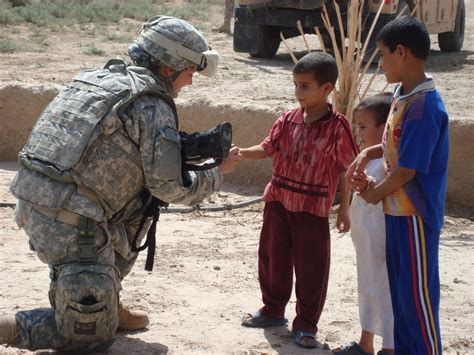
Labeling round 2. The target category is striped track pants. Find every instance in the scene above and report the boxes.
[385,215,442,355]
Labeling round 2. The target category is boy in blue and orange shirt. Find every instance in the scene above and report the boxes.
[349,16,449,354]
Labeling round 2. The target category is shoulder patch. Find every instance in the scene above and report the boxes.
[162,126,179,142]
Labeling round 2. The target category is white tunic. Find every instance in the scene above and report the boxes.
[349,158,394,348]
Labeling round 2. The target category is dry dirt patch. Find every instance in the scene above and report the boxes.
[0,163,473,354]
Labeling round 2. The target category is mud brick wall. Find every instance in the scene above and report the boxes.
[1,83,472,209]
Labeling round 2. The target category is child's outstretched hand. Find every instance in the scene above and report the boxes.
[219,146,241,174]
[336,208,350,233]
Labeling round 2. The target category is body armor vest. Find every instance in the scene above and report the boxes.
[17,59,177,219]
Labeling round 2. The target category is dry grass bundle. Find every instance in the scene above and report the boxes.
[320,0,386,121]
[281,0,418,122]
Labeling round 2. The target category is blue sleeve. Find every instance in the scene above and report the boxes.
[398,94,441,174]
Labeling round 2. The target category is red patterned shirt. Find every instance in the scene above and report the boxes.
[261,104,358,217]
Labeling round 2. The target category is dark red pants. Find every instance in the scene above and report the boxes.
[258,201,331,335]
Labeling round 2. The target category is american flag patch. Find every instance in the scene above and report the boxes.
[162,126,179,142]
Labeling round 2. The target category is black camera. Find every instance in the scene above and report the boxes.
[180,122,232,172]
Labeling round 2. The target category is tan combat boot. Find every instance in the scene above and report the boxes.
[117,304,149,331]
[0,316,18,345]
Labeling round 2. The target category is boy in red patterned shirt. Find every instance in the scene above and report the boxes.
[237,52,359,349]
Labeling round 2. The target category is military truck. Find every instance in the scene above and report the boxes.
[233,0,465,58]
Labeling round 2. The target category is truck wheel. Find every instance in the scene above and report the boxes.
[250,25,281,58]
[438,0,465,52]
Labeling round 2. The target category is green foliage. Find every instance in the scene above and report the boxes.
[50,23,64,32]
[0,0,212,27]
[10,3,57,26]
[0,1,23,25]
[0,37,17,52]
[164,1,211,21]
[9,0,29,7]
[106,33,133,43]
[120,1,158,21]
[84,45,104,55]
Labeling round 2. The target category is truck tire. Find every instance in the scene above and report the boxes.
[250,25,281,58]
[438,0,465,52]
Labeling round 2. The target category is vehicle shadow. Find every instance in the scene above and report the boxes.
[236,48,382,74]
[234,53,295,73]
[235,48,343,73]
[427,49,474,72]
[236,47,474,75]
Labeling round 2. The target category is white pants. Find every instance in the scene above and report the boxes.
[350,194,394,349]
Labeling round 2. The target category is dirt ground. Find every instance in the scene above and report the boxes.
[0,1,473,354]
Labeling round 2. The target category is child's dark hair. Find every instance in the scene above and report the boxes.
[354,93,392,127]
[376,15,430,60]
[293,52,338,86]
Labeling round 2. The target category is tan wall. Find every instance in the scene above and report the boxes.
[0,84,472,209]
[0,83,59,161]
[447,118,474,209]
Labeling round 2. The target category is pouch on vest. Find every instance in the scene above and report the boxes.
[20,62,137,174]
[52,263,120,342]
[10,168,75,210]
[20,61,174,176]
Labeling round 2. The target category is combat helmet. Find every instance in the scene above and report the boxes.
[128,16,218,77]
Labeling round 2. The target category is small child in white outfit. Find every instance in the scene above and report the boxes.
[334,93,394,355]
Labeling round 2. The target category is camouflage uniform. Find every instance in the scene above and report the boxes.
[9,57,222,351]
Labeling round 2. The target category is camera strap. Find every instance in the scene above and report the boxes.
[183,159,223,171]
[132,122,232,272]
[131,196,168,271]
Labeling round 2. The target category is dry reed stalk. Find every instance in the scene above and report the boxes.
[356,45,381,96]
[314,26,327,53]
[279,0,390,119]
[357,0,363,54]
[321,8,344,77]
[356,1,419,100]
[319,0,387,121]
[409,1,420,16]
[333,0,347,60]
[361,66,381,99]
[296,20,311,53]
[280,32,298,63]
[321,1,352,118]
[345,0,365,110]
[381,81,390,93]
[359,0,385,62]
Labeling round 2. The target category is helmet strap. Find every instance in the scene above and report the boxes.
[149,60,185,98]
[158,73,177,98]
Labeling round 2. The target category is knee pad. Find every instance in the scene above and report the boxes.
[51,263,120,342]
